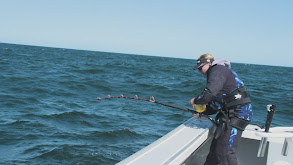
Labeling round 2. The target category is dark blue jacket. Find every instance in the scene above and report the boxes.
[194,59,252,121]
[194,59,238,105]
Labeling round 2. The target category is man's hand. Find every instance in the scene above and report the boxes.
[189,98,196,106]
[190,98,203,119]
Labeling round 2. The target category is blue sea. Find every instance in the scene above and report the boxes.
[1,43,292,164]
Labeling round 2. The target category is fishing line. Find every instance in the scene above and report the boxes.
[97,94,217,126]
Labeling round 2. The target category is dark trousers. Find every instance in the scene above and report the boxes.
[204,126,243,165]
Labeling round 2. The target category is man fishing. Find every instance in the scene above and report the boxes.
[189,53,253,165]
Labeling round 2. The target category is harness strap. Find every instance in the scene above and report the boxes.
[214,109,250,139]
[214,114,225,139]
[214,111,230,139]
[222,87,251,109]
[226,97,251,109]
[224,87,249,102]
[230,117,250,131]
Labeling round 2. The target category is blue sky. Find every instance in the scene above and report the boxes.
[1,0,292,67]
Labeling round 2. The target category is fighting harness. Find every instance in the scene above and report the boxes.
[214,86,251,139]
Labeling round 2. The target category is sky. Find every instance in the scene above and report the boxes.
[0,0,292,67]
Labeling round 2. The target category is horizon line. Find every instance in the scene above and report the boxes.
[1,41,291,68]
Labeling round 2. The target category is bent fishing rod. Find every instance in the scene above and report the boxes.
[97,94,217,126]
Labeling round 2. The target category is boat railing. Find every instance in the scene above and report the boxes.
[256,127,293,157]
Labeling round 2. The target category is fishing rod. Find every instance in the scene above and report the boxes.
[97,94,217,126]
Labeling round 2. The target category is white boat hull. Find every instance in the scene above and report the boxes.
[118,117,293,165]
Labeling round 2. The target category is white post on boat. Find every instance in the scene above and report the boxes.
[257,104,276,157]
[282,137,293,156]
[257,137,268,157]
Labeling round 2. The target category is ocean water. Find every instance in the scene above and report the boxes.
[1,43,292,164]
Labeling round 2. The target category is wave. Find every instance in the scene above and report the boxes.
[9,120,29,125]
[72,68,105,74]
[3,120,48,131]
[26,143,119,164]
[1,94,34,107]
[23,111,110,130]
[90,128,140,139]
[31,144,78,164]
[45,111,91,120]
